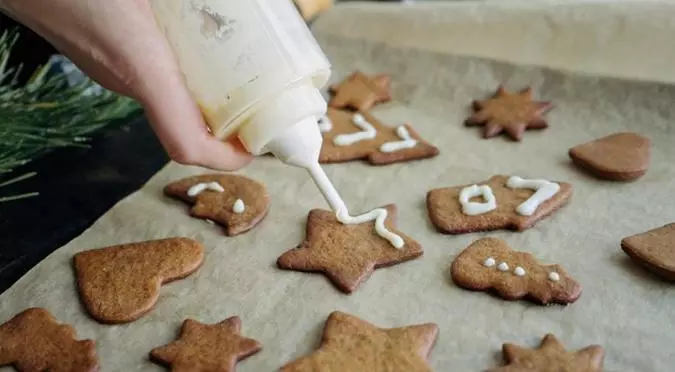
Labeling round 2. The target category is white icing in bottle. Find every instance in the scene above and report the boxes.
[318,115,332,133]
[458,185,497,216]
[187,182,225,197]
[332,114,377,146]
[307,163,405,249]
[379,125,418,153]
[232,199,245,214]
[506,176,561,216]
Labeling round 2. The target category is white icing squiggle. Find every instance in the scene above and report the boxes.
[506,176,561,216]
[514,267,526,277]
[232,199,245,214]
[483,257,496,268]
[549,272,560,282]
[318,115,332,133]
[498,262,509,272]
[332,114,377,146]
[187,182,225,197]
[379,125,418,153]
[337,208,405,249]
[459,185,497,216]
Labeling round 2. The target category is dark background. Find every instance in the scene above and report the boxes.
[0,14,169,294]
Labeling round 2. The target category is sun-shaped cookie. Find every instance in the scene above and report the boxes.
[466,86,552,141]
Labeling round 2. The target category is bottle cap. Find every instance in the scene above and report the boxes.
[237,82,326,164]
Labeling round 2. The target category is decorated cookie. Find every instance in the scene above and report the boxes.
[427,175,572,234]
[466,86,552,141]
[280,311,438,371]
[569,132,651,181]
[329,71,392,111]
[451,237,582,304]
[73,238,204,324]
[277,204,423,294]
[621,223,675,280]
[489,334,604,372]
[0,308,99,372]
[164,174,270,236]
[151,316,261,372]
[318,108,439,165]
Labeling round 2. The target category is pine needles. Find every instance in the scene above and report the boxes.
[0,29,142,202]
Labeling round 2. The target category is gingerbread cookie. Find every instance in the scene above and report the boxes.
[277,204,423,294]
[164,174,270,236]
[466,86,552,141]
[427,175,572,234]
[151,316,261,372]
[280,311,438,371]
[451,237,582,304]
[569,132,651,181]
[328,71,392,111]
[318,108,439,165]
[621,223,675,280]
[489,334,604,372]
[73,238,204,324]
[0,308,99,372]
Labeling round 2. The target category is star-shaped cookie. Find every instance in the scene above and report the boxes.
[466,86,552,141]
[150,316,261,372]
[329,71,392,111]
[280,311,438,372]
[319,108,439,165]
[489,334,604,372]
[164,174,270,236]
[277,204,423,294]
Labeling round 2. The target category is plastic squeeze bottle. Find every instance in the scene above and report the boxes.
[150,0,405,249]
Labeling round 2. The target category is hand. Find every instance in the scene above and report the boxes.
[0,0,253,171]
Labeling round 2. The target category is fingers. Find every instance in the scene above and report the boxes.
[139,75,253,170]
[129,30,253,171]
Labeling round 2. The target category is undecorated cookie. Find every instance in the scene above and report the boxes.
[73,238,204,324]
[466,86,552,141]
[318,108,439,165]
[427,175,572,234]
[569,132,651,181]
[451,237,582,305]
[280,311,438,372]
[277,204,423,294]
[328,71,392,112]
[621,223,675,280]
[489,334,604,372]
[164,174,270,236]
[0,308,99,372]
[151,316,261,372]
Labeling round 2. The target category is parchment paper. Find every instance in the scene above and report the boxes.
[2,1,675,371]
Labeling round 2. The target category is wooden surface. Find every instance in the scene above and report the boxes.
[294,0,334,21]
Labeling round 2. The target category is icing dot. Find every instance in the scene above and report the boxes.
[497,262,509,272]
[548,272,560,282]
[232,199,245,214]
[514,267,526,277]
[483,257,496,268]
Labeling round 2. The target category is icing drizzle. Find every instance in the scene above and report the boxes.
[458,184,497,216]
[318,115,332,133]
[379,125,418,153]
[332,114,377,146]
[337,208,405,249]
[232,199,245,214]
[187,182,225,197]
[506,176,561,216]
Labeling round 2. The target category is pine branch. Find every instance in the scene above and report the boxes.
[0,29,142,202]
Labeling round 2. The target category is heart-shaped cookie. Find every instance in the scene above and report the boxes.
[73,238,204,324]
